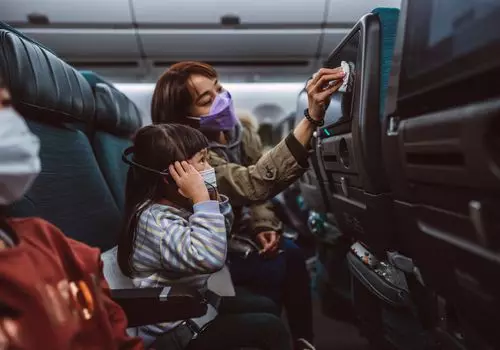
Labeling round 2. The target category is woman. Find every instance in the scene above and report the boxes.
[150,62,344,350]
[118,123,292,350]
[151,63,344,206]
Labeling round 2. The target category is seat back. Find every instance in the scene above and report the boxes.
[81,71,142,212]
[0,29,121,252]
[381,1,500,347]
[313,8,399,256]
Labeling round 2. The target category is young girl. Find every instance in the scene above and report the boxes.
[118,124,292,350]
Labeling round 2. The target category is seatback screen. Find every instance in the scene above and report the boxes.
[323,30,361,126]
[296,88,346,128]
[400,0,500,100]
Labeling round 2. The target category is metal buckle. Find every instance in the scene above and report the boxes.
[183,319,201,340]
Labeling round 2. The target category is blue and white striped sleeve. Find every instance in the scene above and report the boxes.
[157,201,227,274]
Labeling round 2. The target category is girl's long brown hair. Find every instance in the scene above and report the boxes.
[117,123,209,277]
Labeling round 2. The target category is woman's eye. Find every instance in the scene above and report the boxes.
[200,98,212,106]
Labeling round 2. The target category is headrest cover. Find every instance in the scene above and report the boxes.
[0,30,95,123]
[94,83,142,136]
[371,8,400,119]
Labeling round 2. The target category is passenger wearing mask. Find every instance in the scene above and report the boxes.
[118,123,292,350]
[0,81,143,349]
[150,61,345,350]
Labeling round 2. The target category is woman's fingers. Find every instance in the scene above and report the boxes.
[307,67,344,90]
[311,72,345,94]
[315,79,343,104]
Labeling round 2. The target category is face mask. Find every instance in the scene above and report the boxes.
[190,91,238,131]
[0,108,41,205]
[199,167,217,190]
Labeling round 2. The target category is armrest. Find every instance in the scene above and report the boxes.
[111,285,207,327]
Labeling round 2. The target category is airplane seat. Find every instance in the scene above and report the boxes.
[294,87,355,323]
[81,71,142,212]
[257,122,274,149]
[0,29,207,331]
[319,8,400,258]
[381,1,500,348]
[311,9,433,348]
[295,88,330,214]
[0,29,120,251]
[271,112,295,146]
[0,21,56,55]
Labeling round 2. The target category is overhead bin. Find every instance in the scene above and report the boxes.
[132,0,326,26]
[0,0,133,25]
[20,28,141,60]
[320,29,351,58]
[320,0,401,58]
[139,29,322,60]
[325,0,401,24]
[0,0,139,60]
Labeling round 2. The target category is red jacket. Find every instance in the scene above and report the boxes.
[0,217,144,350]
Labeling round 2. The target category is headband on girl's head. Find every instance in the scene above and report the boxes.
[122,146,173,181]
[121,146,216,192]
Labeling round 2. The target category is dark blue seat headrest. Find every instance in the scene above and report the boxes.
[0,29,95,123]
[81,71,142,136]
[371,8,399,119]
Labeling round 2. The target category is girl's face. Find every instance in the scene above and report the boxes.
[187,148,210,172]
[187,75,224,117]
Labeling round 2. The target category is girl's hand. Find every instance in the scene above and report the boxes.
[169,161,209,203]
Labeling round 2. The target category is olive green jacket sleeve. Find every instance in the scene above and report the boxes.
[209,123,309,208]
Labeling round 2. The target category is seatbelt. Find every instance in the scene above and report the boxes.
[148,289,221,350]
[0,228,14,248]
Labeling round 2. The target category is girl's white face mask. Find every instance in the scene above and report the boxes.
[199,167,217,190]
[0,107,41,205]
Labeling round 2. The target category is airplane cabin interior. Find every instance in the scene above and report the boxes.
[0,0,499,349]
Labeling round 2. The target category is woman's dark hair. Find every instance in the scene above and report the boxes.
[117,123,209,277]
[151,61,217,125]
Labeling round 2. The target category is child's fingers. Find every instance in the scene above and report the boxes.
[169,165,180,182]
[174,161,186,176]
[184,163,198,174]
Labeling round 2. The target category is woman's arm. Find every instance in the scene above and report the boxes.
[210,134,306,207]
[211,68,344,206]
[294,67,345,147]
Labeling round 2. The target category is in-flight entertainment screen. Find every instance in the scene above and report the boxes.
[322,30,360,126]
[400,0,500,98]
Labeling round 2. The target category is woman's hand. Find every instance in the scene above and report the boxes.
[257,231,280,255]
[306,67,345,122]
[169,161,210,203]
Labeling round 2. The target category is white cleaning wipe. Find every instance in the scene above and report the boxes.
[338,61,351,93]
